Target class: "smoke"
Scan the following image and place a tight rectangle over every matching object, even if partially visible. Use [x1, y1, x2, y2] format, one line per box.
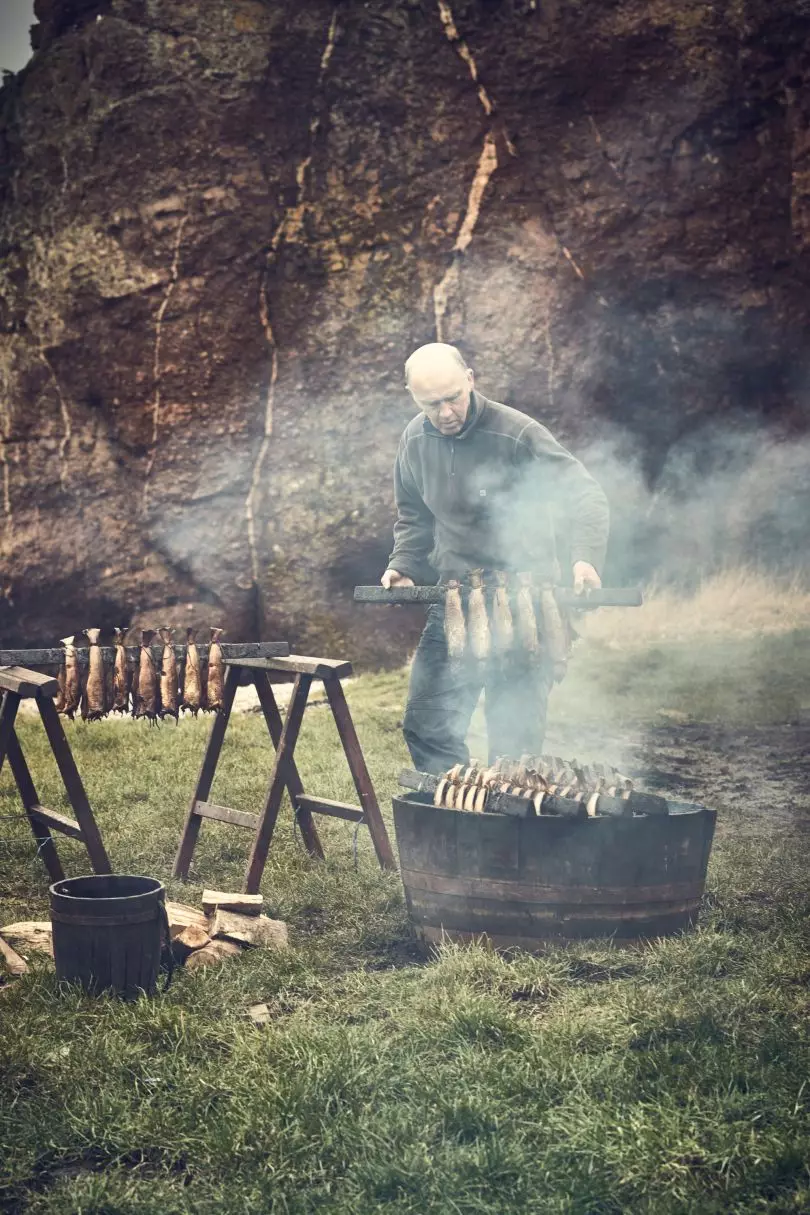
[578, 420, 810, 588]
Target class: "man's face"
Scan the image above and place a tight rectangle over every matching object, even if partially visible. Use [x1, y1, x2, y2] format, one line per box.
[408, 365, 473, 436]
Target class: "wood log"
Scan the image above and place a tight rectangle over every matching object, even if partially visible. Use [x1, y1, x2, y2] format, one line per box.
[0, 933, 29, 975]
[184, 939, 243, 970]
[0, 921, 53, 958]
[165, 901, 209, 940]
[201, 890, 263, 917]
[211, 910, 289, 950]
[173, 923, 211, 958]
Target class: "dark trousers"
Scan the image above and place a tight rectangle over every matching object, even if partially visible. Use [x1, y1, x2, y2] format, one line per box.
[403, 605, 555, 774]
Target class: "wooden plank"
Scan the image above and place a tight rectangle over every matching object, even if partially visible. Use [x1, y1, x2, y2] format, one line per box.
[233, 655, 353, 680]
[0, 641, 290, 669]
[4, 729, 65, 884]
[28, 805, 83, 840]
[324, 678, 397, 870]
[244, 674, 313, 894]
[353, 586, 643, 609]
[201, 890, 263, 917]
[211, 910, 288, 950]
[0, 667, 59, 698]
[0, 933, 28, 976]
[252, 673, 324, 860]
[37, 698, 112, 874]
[295, 794, 364, 823]
[195, 800, 259, 831]
[173, 664, 240, 878]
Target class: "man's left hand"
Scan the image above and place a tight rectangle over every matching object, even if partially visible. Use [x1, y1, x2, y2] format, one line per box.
[572, 561, 602, 596]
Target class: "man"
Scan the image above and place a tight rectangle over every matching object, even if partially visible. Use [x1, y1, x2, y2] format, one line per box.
[381, 342, 609, 774]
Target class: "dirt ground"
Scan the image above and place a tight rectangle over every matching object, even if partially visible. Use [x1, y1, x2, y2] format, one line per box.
[543, 722, 810, 837]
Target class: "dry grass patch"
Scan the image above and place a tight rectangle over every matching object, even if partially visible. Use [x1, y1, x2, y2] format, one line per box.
[580, 569, 810, 649]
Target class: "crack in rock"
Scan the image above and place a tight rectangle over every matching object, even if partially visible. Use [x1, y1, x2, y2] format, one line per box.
[244, 8, 338, 588]
[433, 131, 498, 341]
[143, 211, 189, 512]
[39, 349, 72, 488]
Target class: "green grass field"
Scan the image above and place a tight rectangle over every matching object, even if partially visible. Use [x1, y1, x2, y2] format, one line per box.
[1, 622, 809, 1214]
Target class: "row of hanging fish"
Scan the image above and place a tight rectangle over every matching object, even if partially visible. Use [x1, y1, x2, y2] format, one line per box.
[433, 753, 633, 817]
[54, 628, 226, 723]
[444, 570, 570, 677]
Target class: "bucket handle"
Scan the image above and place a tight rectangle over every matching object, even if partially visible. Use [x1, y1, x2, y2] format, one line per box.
[159, 901, 174, 992]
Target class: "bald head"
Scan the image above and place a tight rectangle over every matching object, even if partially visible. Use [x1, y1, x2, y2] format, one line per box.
[404, 343, 474, 436]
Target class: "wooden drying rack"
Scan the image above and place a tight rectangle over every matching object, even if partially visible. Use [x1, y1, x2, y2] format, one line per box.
[1, 642, 395, 890]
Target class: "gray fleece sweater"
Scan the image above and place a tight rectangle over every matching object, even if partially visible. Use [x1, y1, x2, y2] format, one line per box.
[388, 392, 609, 584]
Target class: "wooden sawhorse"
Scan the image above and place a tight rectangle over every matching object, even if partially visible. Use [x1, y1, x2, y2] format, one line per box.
[0, 666, 111, 882]
[173, 655, 396, 893]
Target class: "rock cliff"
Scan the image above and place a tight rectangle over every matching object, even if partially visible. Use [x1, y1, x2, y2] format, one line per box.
[1, 0, 808, 662]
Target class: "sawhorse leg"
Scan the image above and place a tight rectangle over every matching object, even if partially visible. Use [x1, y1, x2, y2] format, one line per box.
[37, 697, 111, 874]
[244, 674, 313, 893]
[173, 664, 241, 879]
[252, 671, 324, 861]
[324, 677, 396, 870]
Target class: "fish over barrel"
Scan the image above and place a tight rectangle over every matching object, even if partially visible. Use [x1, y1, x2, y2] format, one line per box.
[392, 793, 716, 948]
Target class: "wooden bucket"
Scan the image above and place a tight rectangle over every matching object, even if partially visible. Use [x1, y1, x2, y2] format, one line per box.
[49, 874, 172, 999]
[392, 793, 716, 949]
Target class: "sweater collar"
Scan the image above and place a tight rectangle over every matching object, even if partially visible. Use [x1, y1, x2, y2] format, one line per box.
[421, 390, 488, 439]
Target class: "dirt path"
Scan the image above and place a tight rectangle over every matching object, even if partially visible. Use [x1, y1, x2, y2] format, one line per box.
[544, 722, 810, 835]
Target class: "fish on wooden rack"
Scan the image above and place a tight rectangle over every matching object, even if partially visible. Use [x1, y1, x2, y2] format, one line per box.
[112, 628, 131, 714]
[159, 627, 179, 722]
[206, 627, 225, 712]
[515, 572, 539, 655]
[538, 585, 568, 681]
[181, 628, 203, 716]
[83, 628, 107, 721]
[467, 568, 490, 660]
[444, 579, 466, 659]
[134, 630, 160, 723]
[491, 570, 514, 654]
[59, 635, 82, 720]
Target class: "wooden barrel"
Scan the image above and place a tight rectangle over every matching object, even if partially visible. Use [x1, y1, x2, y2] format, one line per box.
[49, 874, 170, 999]
[392, 793, 716, 949]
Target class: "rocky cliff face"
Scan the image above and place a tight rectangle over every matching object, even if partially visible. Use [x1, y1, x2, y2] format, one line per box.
[1, 0, 808, 662]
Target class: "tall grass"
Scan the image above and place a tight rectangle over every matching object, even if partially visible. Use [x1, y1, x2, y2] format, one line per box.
[580, 568, 810, 649]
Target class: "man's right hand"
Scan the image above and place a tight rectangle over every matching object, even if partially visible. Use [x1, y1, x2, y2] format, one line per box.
[381, 569, 415, 589]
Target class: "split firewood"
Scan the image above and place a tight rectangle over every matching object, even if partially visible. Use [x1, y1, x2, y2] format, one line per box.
[211, 909, 288, 950]
[515, 572, 539, 654]
[182, 628, 203, 716]
[112, 627, 131, 713]
[172, 923, 212, 961]
[539, 586, 569, 681]
[60, 636, 82, 720]
[206, 627, 225, 712]
[0, 922, 53, 959]
[83, 628, 107, 720]
[165, 901, 209, 940]
[158, 627, 179, 722]
[134, 629, 160, 722]
[491, 571, 514, 654]
[444, 579, 466, 658]
[467, 568, 490, 660]
[184, 939, 243, 971]
[201, 890, 263, 917]
[0, 933, 29, 976]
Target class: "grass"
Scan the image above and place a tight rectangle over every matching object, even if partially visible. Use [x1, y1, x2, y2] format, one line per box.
[1, 581, 809, 1213]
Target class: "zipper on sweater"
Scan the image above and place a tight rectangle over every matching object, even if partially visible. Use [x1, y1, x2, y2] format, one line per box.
[450, 442, 455, 477]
